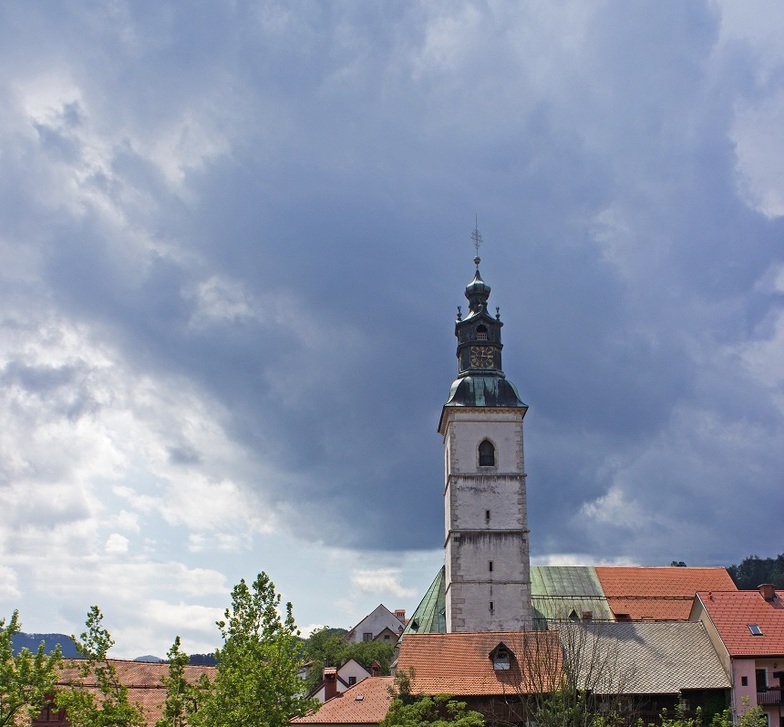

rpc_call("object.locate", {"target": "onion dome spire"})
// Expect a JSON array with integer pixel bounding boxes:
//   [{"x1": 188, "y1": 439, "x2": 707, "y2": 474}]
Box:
[{"x1": 439, "y1": 219, "x2": 527, "y2": 416}]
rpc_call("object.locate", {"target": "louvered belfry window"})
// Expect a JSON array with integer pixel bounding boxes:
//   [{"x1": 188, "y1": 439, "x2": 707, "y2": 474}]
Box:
[{"x1": 479, "y1": 440, "x2": 495, "y2": 466}]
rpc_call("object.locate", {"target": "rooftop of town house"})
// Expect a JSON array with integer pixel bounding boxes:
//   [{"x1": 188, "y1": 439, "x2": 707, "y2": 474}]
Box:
[
  {"x1": 595, "y1": 566, "x2": 737, "y2": 621},
  {"x1": 291, "y1": 676, "x2": 394, "y2": 724},
  {"x1": 396, "y1": 631, "x2": 562, "y2": 697},
  {"x1": 561, "y1": 621, "x2": 731, "y2": 695},
  {"x1": 54, "y1": 659, "x2": 215, "y2": 726},
  {"x1": 695, "y1": 588, "x2": 784, "y2": 657}
]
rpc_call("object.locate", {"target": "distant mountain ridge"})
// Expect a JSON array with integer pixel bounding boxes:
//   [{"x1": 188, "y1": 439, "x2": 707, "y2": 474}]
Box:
[
  {"x1": 11, "y1": 633, "x2": 80, "y2": 658},
  {"x1": 12, "y1": 632, "x2": 215, "y2": 664}
]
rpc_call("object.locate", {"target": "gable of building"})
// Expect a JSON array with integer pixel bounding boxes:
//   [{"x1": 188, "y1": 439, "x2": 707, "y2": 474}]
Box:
[{"x1": 346, "y1": 604, "x2": 405, "y2": 643}]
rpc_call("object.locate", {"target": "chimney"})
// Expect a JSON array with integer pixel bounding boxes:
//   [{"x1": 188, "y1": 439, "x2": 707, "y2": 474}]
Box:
[
  {"x1": 323, "y1": 667, "x2": 338, "y2": 701},
  {"x1": 759, "y1": 584, "x2": 776, "y2": 602},
  {"x1": 370, "y1": 660, "x2": 381, "y2": 677},
  {"x1": 394, "y1": 609, "x2": 406, "y2": 622},
  {"x1": 582, "y1": 611, "x2": 593, "y2": 621}
]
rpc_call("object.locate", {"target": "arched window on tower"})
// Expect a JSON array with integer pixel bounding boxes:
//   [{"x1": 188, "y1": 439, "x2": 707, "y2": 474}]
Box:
[
  {"x1": 476, "y1": 324, "x2": 488, "y2": 340},
  {"x1": 479, "y1": 440, "x2": 495, "y2": 467}
]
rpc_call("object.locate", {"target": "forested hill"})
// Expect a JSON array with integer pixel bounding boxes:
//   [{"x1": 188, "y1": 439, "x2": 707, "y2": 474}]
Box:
[
  {"x1": 728, "y1": 553, "x2": 784, "y2": 589},
  {"x1": 11, "y1": 633, "x2": 79, "y2": 658}
]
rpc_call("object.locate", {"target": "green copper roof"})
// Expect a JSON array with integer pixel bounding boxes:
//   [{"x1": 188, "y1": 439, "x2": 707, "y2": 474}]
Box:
[
  {"x1": 405, "y1": 565, "x2": 616, "y2": 633},
  {"x1": 531, "y1": 566, "x2": 614, "y2": 627},
  {"x1": 444, "y1": 375, "x2": 527, "y2": 409},
  {"x1": 402, "y1": 566, "x2": 446, "y2": 635}
]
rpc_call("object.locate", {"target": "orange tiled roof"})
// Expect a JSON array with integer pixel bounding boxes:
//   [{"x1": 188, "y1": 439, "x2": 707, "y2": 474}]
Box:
[
  {"x1": 57, "y1": 659, "x2": 214, "y2": 726},
  {"x1": 697, "y1": 590, "x2": 784, "y2": 657},
  {"x1": 397, "y1": 631, "x2": 562, "y2": 697},
  {"x1": 595, "y1": 567, "x2": 736, "y2": 621},
  {"x1": 291, "y1": 676, "x2": 394, "y2": 724}
]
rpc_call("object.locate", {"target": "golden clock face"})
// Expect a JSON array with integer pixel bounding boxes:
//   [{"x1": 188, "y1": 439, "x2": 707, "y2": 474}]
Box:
[{"x1": 470, "y1": 345, "x2": 494, "y2": 368}]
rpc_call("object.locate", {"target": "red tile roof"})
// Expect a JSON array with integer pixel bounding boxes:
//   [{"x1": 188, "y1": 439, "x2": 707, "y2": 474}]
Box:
[
  {"x1": 595, "y1": 567, "x2": 736, "y2": 621},
  {"x1": 291, "y1": 676, "x2": 394, "y2": 724},
  {"x1": 396, "y1": 631, "x2": 562, "y2": 697},
  {"x1": 697, "y1": 590, "x2": 784, "y2": 657},
  {"x1": 56, "y1": 659, "x2": 215, "y2": 726}
]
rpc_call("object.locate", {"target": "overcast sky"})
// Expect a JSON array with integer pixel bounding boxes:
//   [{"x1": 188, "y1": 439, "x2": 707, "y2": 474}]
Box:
[{"x1": 1, "y1": 1, "x2": 783, "y2": 658}]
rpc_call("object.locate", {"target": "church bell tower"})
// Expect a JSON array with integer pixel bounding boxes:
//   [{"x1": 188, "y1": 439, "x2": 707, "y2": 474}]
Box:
[{"x1": 439, "y1": 225, "x2": 533, "y2": 632}]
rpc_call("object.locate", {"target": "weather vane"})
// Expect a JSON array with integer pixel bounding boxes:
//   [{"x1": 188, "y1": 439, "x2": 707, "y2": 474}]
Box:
[{"x1": 471, "y1": 214, "x2": 482, "y2": 268}]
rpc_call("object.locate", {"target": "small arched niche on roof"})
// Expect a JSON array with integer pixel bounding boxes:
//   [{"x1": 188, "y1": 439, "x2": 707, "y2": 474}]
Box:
[
  {"x1": 479, "y1": 439, "x2": 495, "y2": 467},
  {"x1": 489, "y1": 642, "x2": 514, "y2": 671}
]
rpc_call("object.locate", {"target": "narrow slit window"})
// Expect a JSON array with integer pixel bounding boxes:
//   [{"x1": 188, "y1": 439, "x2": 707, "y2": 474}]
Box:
[
  {"x1": 485, "y1": 509, "x2": 491, "y2": 522},
  {"x1": 489, "y1": 601, "x2": 494, "y2": 612},
  {"x1": 479, "y1": 440, "x2": 495, "y2": 467},
  {"x1": 489, "y1": 561, "x2": 494, "y2": 572}
]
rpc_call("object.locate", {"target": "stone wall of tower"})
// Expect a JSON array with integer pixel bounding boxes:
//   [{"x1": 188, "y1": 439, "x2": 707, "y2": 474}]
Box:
[{"x1": 443, "y1": 408, "x2": 533, "y2": 632}]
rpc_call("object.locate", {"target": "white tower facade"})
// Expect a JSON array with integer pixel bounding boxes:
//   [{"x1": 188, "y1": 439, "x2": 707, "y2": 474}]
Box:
[{"x1": 439, "y1": 243, "x2": 533, "y2": 632}]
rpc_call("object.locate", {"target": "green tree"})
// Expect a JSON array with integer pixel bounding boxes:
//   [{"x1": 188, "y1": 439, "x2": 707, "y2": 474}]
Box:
[
  {"x1": 655, "y1": 703, "x2": 766, "y2": 727},
  {"x1": 657, "y1": 703, "x2": 702, "y2": 727},
  {"x1": 381, "y1": 669, "x2": 485, "y2": 727},
  {"x1": 728, "y1": 553, "x2": 784, "y2": 589},
  {"x1": 55, "y1": 606, "x2": 145, "y2": 727},
  {"x1": 301, "y1": 627, "x2": 347, "y2": 692},
  {"x1": 710, "y1": 703, "x2": 767, "y2": 727},
  {"x1": 157, "y1": 636, "x2": 201, "y2": 727},
  {"x1": 0, "y1": 610, "x2": 62, "y2": 727},
  {"x1": 191, "y1": 572, "x2": 316, "y2": 727},
  {"x1": 344, "y1": 638, "x2": 395, "y2": 674},
  {"x1": 382, "y1": 695, "x2": 485, "y2": 727},
  {"x1": 301, "y1": 626, "x2": 394, "y2": 693}
]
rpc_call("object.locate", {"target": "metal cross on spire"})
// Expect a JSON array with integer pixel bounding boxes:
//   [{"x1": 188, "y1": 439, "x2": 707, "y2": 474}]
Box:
[{"x1": 471, "y1": 214, "x2": 483, "y2": 268}]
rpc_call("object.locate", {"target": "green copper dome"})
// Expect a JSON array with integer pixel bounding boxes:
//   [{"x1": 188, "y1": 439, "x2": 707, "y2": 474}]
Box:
[
  {"x1": 444, "y1": 375, "x2": 527, "y2": 409},
  {"x1": 464, "y1": 269, "x2": 491, "y2": 315}
]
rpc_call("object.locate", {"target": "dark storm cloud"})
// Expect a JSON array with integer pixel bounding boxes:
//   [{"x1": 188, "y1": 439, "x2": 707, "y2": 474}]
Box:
[{"x1": 1, "y1": 0, "x2": 782, "y2": 567}]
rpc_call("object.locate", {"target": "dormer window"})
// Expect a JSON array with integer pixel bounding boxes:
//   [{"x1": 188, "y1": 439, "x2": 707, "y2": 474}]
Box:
[
  {"x1": 479, "y1": 440, "x2": 495, "y2": 467},
  {"x1": 489, "y1": 642, "x2": 513, "y2": 671},
  {"x1": 476, "y1": 325, "x2": 488, "y2": 341}
]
